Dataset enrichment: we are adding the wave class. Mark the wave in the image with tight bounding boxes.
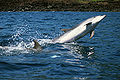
[0,39,53,55]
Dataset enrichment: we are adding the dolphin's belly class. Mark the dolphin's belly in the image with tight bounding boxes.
[55,26,94,43]
[54,25,87,43]
[53,15,106,43]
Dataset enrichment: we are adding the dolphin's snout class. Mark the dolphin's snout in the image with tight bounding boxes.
[102,15,106,18]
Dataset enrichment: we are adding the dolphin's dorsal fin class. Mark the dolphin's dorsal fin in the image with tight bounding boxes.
[33,40,42,50]
[61,29,72,32]
[90,30,95,39]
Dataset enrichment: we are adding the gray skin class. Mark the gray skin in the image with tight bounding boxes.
[27,40,42,51]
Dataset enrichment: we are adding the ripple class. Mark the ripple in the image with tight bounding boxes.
[0,12,120,80]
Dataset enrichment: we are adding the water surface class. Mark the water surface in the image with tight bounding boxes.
[0,12,120,80]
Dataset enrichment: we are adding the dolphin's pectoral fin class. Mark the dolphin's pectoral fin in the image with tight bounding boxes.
[90,30,95,39]
[61,29,72,32]
[33,40,42,50]
[86,22,92,26]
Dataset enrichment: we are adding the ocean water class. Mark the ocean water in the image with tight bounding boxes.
[0,12,120,80]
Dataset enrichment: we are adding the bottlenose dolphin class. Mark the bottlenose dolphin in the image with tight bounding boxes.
[52,15,106,43]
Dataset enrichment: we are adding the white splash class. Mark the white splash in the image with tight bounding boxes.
[51,55,61,58]
[37,39,53,45]
[0,39,53,55]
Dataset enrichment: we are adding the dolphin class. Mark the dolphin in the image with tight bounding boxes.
[52,15,106,43]
[27,40,42,51]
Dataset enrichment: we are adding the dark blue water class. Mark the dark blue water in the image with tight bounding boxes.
[0,12,120,80]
